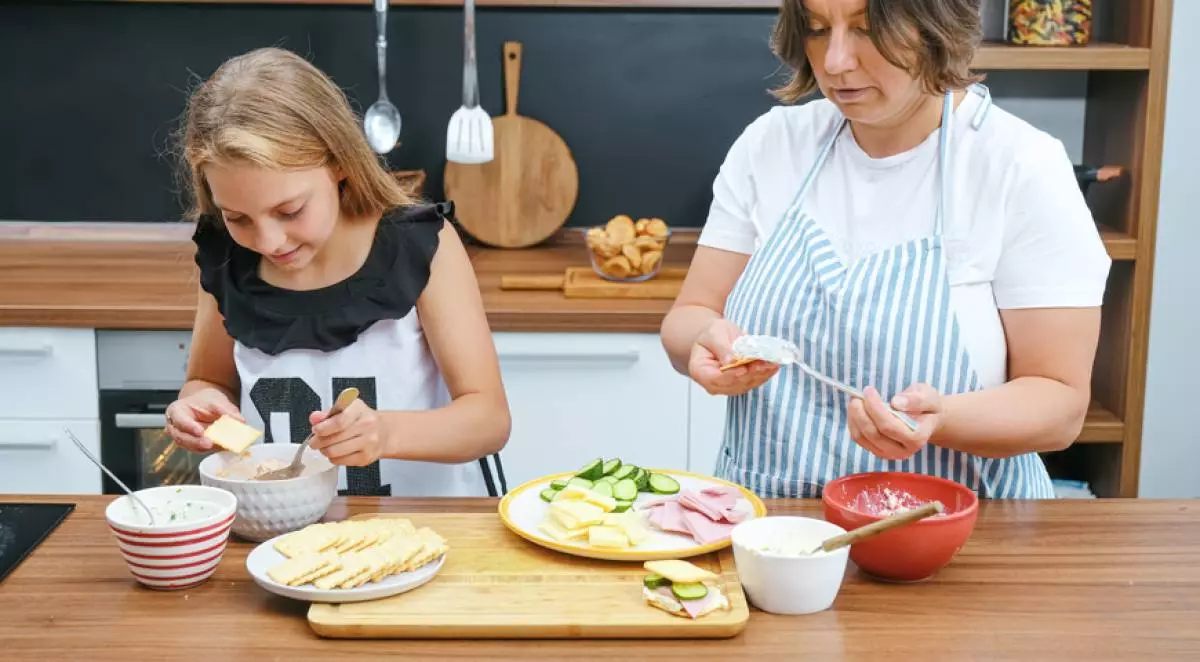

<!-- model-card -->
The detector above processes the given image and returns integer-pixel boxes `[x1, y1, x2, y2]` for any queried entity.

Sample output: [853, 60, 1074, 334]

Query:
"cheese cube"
[203, 415, 263, 453]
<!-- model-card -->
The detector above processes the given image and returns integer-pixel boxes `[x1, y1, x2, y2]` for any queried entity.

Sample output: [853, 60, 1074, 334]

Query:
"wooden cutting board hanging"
[444, 41, 579, 248]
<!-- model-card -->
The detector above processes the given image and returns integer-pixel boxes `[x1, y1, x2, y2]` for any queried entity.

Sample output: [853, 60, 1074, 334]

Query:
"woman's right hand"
[164, 387, 244, 452]
[688, 318, 779, 396]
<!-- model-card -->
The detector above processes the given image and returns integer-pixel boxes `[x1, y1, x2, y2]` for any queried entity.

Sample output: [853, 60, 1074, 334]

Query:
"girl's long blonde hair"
[179, 47, 413, 222]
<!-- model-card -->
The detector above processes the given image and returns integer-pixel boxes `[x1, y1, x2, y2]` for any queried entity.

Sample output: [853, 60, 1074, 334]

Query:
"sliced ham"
[678, 490, 724, 521]
[681, 508, 735, 545]
[657, 501, 691, 536]
[699, 486, 739, 509]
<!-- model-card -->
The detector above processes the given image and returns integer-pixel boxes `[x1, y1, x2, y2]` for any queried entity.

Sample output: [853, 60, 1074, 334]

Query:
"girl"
[164, 47, 512, 497]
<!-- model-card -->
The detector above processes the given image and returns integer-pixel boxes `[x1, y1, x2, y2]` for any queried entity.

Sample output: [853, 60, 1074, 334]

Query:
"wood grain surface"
[308, 512, 749, 638]
[444, 41, 578, 248]
[1, 495, 1197, 661]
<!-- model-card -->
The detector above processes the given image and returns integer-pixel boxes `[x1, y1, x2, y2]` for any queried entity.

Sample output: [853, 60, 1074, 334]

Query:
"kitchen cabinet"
[0, 420, 101, 494]
[493, 332, 690, 488]
[0, 328, 101, 494]
[688, 383, 728, 476]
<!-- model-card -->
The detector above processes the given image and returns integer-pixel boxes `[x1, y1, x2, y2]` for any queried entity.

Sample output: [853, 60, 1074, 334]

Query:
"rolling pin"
[500, 274, 567, 291]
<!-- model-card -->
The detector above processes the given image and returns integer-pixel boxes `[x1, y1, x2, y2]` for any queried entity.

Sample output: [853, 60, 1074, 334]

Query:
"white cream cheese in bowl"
[730, 515, 850, 615]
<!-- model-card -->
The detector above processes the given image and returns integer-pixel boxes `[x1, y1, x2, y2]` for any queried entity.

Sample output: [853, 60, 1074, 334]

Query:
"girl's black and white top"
[193, 201, 505, 497]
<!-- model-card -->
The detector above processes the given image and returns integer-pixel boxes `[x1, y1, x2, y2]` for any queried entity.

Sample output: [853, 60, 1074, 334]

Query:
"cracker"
[202, 415, 263, 453]
[313, 553, 371, 590]
[267, 553, 336, 586]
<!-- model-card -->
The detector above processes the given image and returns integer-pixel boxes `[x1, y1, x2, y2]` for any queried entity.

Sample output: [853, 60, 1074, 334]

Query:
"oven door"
[99, 389, 215, 494]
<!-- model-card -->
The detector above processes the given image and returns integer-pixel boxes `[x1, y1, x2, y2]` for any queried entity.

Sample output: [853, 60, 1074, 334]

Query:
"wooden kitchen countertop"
[2, 495, 1198, 660]
[0, 222, 696, 332]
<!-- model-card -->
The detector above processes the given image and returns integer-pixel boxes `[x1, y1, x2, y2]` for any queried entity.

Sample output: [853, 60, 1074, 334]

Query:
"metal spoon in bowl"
[364, 0, 401, 154]
[809, 500, 944, 555]
[255, 387, 360, 482]
[63, 427, 155, 525]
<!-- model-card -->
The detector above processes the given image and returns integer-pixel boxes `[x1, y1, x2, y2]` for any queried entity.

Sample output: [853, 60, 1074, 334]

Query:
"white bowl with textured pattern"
[198, 443, 338, 542]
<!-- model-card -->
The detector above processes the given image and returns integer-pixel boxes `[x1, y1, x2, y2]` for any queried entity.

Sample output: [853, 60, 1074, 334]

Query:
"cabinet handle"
[115, 413, 169, 429]
[498, 349, 640, 364]
[0, 438, 57, 450]
[0, 342, 53, 358]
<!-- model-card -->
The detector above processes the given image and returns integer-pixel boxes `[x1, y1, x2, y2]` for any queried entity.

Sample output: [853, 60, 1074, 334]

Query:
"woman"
[661, 0, 1110, 499]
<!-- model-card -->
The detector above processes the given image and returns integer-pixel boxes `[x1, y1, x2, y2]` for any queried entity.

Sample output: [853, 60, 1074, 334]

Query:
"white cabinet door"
[0, 328, 98, 419]
[0, 420, 102, 494]
[688, 383, 728, 475]
[493, 333, 690, 489]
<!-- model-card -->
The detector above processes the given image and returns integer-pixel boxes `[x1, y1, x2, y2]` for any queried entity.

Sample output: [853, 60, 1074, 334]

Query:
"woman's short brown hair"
[770, 0, 984, 103]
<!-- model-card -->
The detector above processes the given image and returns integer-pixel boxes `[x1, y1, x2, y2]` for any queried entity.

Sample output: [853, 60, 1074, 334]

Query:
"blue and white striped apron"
[715, 87, 1054, 500]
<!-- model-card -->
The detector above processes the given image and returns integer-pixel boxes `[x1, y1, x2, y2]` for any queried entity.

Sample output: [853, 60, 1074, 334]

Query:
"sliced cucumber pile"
[538, 457, 682, 503]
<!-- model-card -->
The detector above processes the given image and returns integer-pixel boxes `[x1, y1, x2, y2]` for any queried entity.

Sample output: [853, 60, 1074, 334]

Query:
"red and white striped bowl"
[105, 485, 238, 590]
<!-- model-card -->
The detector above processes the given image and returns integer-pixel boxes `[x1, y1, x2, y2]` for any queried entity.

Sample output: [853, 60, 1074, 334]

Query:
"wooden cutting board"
[307, 513, 749, 639]
[500, 267, 687, 299]
[443, 41, 579, 249]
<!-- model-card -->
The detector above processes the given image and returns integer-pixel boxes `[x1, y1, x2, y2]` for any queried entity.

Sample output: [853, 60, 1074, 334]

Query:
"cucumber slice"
[633, 468, 650, 491]
[594, 476, 618, 487]
[648, 473, 680, 495]
[671, 581, 709, 601]
[539, 488, 559, 503]
[591, 481, 614, 498]
[612, 500, 634, 513]
[576, 458, 605, 481]
[549, 479, 569, 490]
[567, 477, 594, 490]
[611, 464, 638, 481]
[643, 573, 670, 589]
[601, 458, 623, 476]
[611, 478, 638, 501]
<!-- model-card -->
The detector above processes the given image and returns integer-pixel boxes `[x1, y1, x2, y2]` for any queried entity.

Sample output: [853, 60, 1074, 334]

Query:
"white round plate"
[498, 468, 768, 561]
[245, 533, 446, 604]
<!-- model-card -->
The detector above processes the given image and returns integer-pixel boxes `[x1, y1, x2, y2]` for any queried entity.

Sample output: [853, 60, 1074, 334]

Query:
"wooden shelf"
[973, 43, 1151, 70]
[1101, 226, 1137, 261]
[1077, 401, 1125, 444]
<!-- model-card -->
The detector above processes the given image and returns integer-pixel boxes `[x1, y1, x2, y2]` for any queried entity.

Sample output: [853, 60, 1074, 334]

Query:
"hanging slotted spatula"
[445, 0, 493, 164]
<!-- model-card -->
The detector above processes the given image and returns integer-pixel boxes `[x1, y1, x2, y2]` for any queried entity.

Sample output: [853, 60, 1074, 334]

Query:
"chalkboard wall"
[1, 1, 786, 226]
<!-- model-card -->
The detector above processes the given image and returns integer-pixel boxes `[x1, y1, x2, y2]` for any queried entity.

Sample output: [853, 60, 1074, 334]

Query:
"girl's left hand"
[847, 384, 941, 460]
[308, 400, 391, 466]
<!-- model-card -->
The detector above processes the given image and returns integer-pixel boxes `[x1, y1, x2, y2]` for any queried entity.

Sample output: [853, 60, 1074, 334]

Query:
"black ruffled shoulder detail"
[192, 201, 450, 356]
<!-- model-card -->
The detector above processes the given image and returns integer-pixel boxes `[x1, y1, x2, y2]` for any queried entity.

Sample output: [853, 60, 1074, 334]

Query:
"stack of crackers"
[266, 518, 447, 590]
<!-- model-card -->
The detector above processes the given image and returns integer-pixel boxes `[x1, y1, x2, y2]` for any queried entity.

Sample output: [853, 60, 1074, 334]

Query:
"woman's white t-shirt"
[699, 91, 1112, 388]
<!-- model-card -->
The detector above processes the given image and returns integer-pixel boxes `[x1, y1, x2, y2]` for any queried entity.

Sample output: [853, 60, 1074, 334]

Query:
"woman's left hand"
[848, 384, 942, 460]
[308, 400, 391, 466]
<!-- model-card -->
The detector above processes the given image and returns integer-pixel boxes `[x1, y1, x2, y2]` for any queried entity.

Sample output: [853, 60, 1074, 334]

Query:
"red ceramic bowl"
[821, 472, 978, 582]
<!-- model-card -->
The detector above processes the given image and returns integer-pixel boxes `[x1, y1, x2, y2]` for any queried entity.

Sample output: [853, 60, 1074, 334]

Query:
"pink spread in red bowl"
[821, 471, 978, 582]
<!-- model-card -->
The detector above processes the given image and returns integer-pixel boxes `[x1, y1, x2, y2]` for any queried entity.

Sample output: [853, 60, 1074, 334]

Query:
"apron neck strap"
[934, 89, 953, 238]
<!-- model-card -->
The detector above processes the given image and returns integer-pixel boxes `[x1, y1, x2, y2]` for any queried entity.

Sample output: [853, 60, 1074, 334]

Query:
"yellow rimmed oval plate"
[498, 468, 768, 561]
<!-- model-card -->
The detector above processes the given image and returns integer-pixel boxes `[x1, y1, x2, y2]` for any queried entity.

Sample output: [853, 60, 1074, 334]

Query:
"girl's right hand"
[164, 388, 244, 452]
[688, 318, 779, 396]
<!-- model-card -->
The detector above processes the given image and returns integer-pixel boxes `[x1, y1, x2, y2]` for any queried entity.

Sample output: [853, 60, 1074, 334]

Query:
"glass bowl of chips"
[585, 215, 671, 282]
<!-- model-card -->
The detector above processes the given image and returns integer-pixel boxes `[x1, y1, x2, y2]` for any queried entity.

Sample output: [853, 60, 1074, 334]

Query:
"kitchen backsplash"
[1, 0, 1113, 227]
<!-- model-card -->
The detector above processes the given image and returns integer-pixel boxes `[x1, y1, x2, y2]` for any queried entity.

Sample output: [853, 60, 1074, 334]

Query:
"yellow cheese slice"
[203, 415, 263, 453]
[551, 500, 606, 526]
[579, 491, 618, 513]
[553, 485, 593, 501]
[588, 525, 630, 549]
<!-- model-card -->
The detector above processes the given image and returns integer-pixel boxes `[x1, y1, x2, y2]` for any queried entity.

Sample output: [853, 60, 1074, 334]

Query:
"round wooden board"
[443, 41, 579, 249]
